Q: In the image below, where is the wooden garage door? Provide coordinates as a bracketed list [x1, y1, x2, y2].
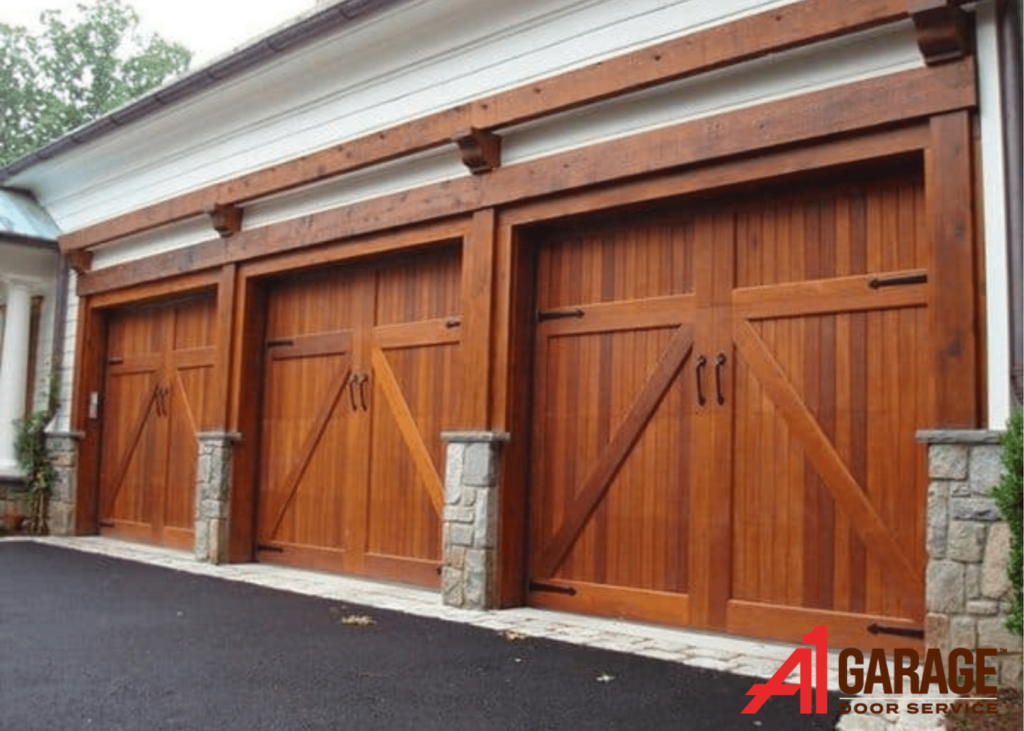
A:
[257, 246, 461, 586]
[98, 294, 216, 549]
[528, 172, 933, 648]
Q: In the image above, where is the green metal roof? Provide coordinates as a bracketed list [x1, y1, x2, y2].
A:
[0, 189, 59, 243]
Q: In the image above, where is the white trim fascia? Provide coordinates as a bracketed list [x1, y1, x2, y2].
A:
[976, 3, 1012, 428]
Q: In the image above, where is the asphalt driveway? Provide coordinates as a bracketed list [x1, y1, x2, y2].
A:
[0, 541, 839, 730]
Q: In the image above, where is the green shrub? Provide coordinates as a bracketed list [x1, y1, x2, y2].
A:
[13, 408, 57, 534]
[992, 407, 1023, 637]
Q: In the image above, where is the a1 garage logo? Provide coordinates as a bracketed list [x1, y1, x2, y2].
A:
[742, 626, 1002, 717]
[743, 626, 830, 714]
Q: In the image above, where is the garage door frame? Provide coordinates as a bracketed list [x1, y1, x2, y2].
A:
[74, 271, 226, 538]
[489, 116, 979, 642]
[226, 218, 480, 563]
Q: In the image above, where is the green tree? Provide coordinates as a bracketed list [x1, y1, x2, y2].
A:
[0, 0, 191, 167]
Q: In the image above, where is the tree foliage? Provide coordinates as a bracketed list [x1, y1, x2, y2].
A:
[993, 407, 1023, 636]
[0, 0, 191, 167]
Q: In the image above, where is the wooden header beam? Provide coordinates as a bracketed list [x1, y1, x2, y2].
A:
[75, 59, 975, 297]
[57, 0, 913, 255]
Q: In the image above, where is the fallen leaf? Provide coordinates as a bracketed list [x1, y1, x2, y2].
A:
[499, 630, 527, 641]
[596, 673, 615, 683]
[336, 614, 375, 626]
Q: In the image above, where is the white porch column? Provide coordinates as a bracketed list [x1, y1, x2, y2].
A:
[0, 279, 33, 477]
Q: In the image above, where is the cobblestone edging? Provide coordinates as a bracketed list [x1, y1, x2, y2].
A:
[45, 431, 83, 536]
[439, 431, 509, 610]
[194, 432, 240, 564]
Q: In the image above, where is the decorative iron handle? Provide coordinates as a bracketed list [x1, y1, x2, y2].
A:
[695, 355, 708, 406]
[715, 352, 727, 405]
[153, 384, 164, 418]
[348, 373, 359, 411]
[358, 373, 369, 412]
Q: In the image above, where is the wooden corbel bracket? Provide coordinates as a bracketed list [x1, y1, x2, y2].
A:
[909, 0, 972, 66]
[207, 203, 244, 238]
[452, 128, 502, 175]
[66, 249, 93, 275]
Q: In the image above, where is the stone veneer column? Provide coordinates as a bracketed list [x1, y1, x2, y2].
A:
[918, 429, 1021, 690]
[45, 430, 83, 535]
[194, 432, 240, 564]
[440, 431, 509, 609]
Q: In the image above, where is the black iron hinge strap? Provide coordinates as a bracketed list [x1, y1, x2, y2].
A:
[536, 307, 585, 322]
[529, 581, 577, 596]
[867, 623, 925, 639]
[869, 272, 928, 289]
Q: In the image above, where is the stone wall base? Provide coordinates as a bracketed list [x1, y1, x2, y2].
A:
[45, 431, 83, 536]
[194, 432, 240, 564]
[919, 429, 1021, 690]
[440, 431, 508, 610]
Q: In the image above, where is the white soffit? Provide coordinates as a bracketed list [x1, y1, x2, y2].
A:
[90, 216, 213, 270]
[242, 146, 465, 231]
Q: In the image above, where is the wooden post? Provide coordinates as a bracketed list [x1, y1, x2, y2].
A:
[213, 264, 237, 429]
[460, 209, 496, 428]
[72, 300, 105, 535]
[226, 274, 265, 562]
[926, 111, 979, 427]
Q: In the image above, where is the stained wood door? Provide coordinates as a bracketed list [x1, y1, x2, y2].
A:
[365, 251, 462, 584]
[256, 266, 370, 573]
[98, 295, 216, 549]
[257, 247, 461, 586]
[528, 211, 702, 624]
[527, 171, 935, 648]
[724, 176, 930, 648]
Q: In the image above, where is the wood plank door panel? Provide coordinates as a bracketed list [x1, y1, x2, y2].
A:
[98, 294, 216, 548]
[526, 169, 941, 648]
[163, 297, 217, 549]
[257, 268, 368, 572]
[528, 213, 700, 624]
[726, 177, 930, 649]
[256, 247, 460, 586]
[365, 246, 462, 585]
[100, 364, 164, 539]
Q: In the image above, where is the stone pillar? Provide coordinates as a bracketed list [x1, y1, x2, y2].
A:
[45, 430, 83, 535]
[440, 431, 509, 609]
[918, 429, 1021, 690]
[194, 432, 240, 564]
[0, 279, 33, 477]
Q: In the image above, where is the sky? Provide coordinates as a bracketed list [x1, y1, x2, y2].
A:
[0, 1, 317, 66]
